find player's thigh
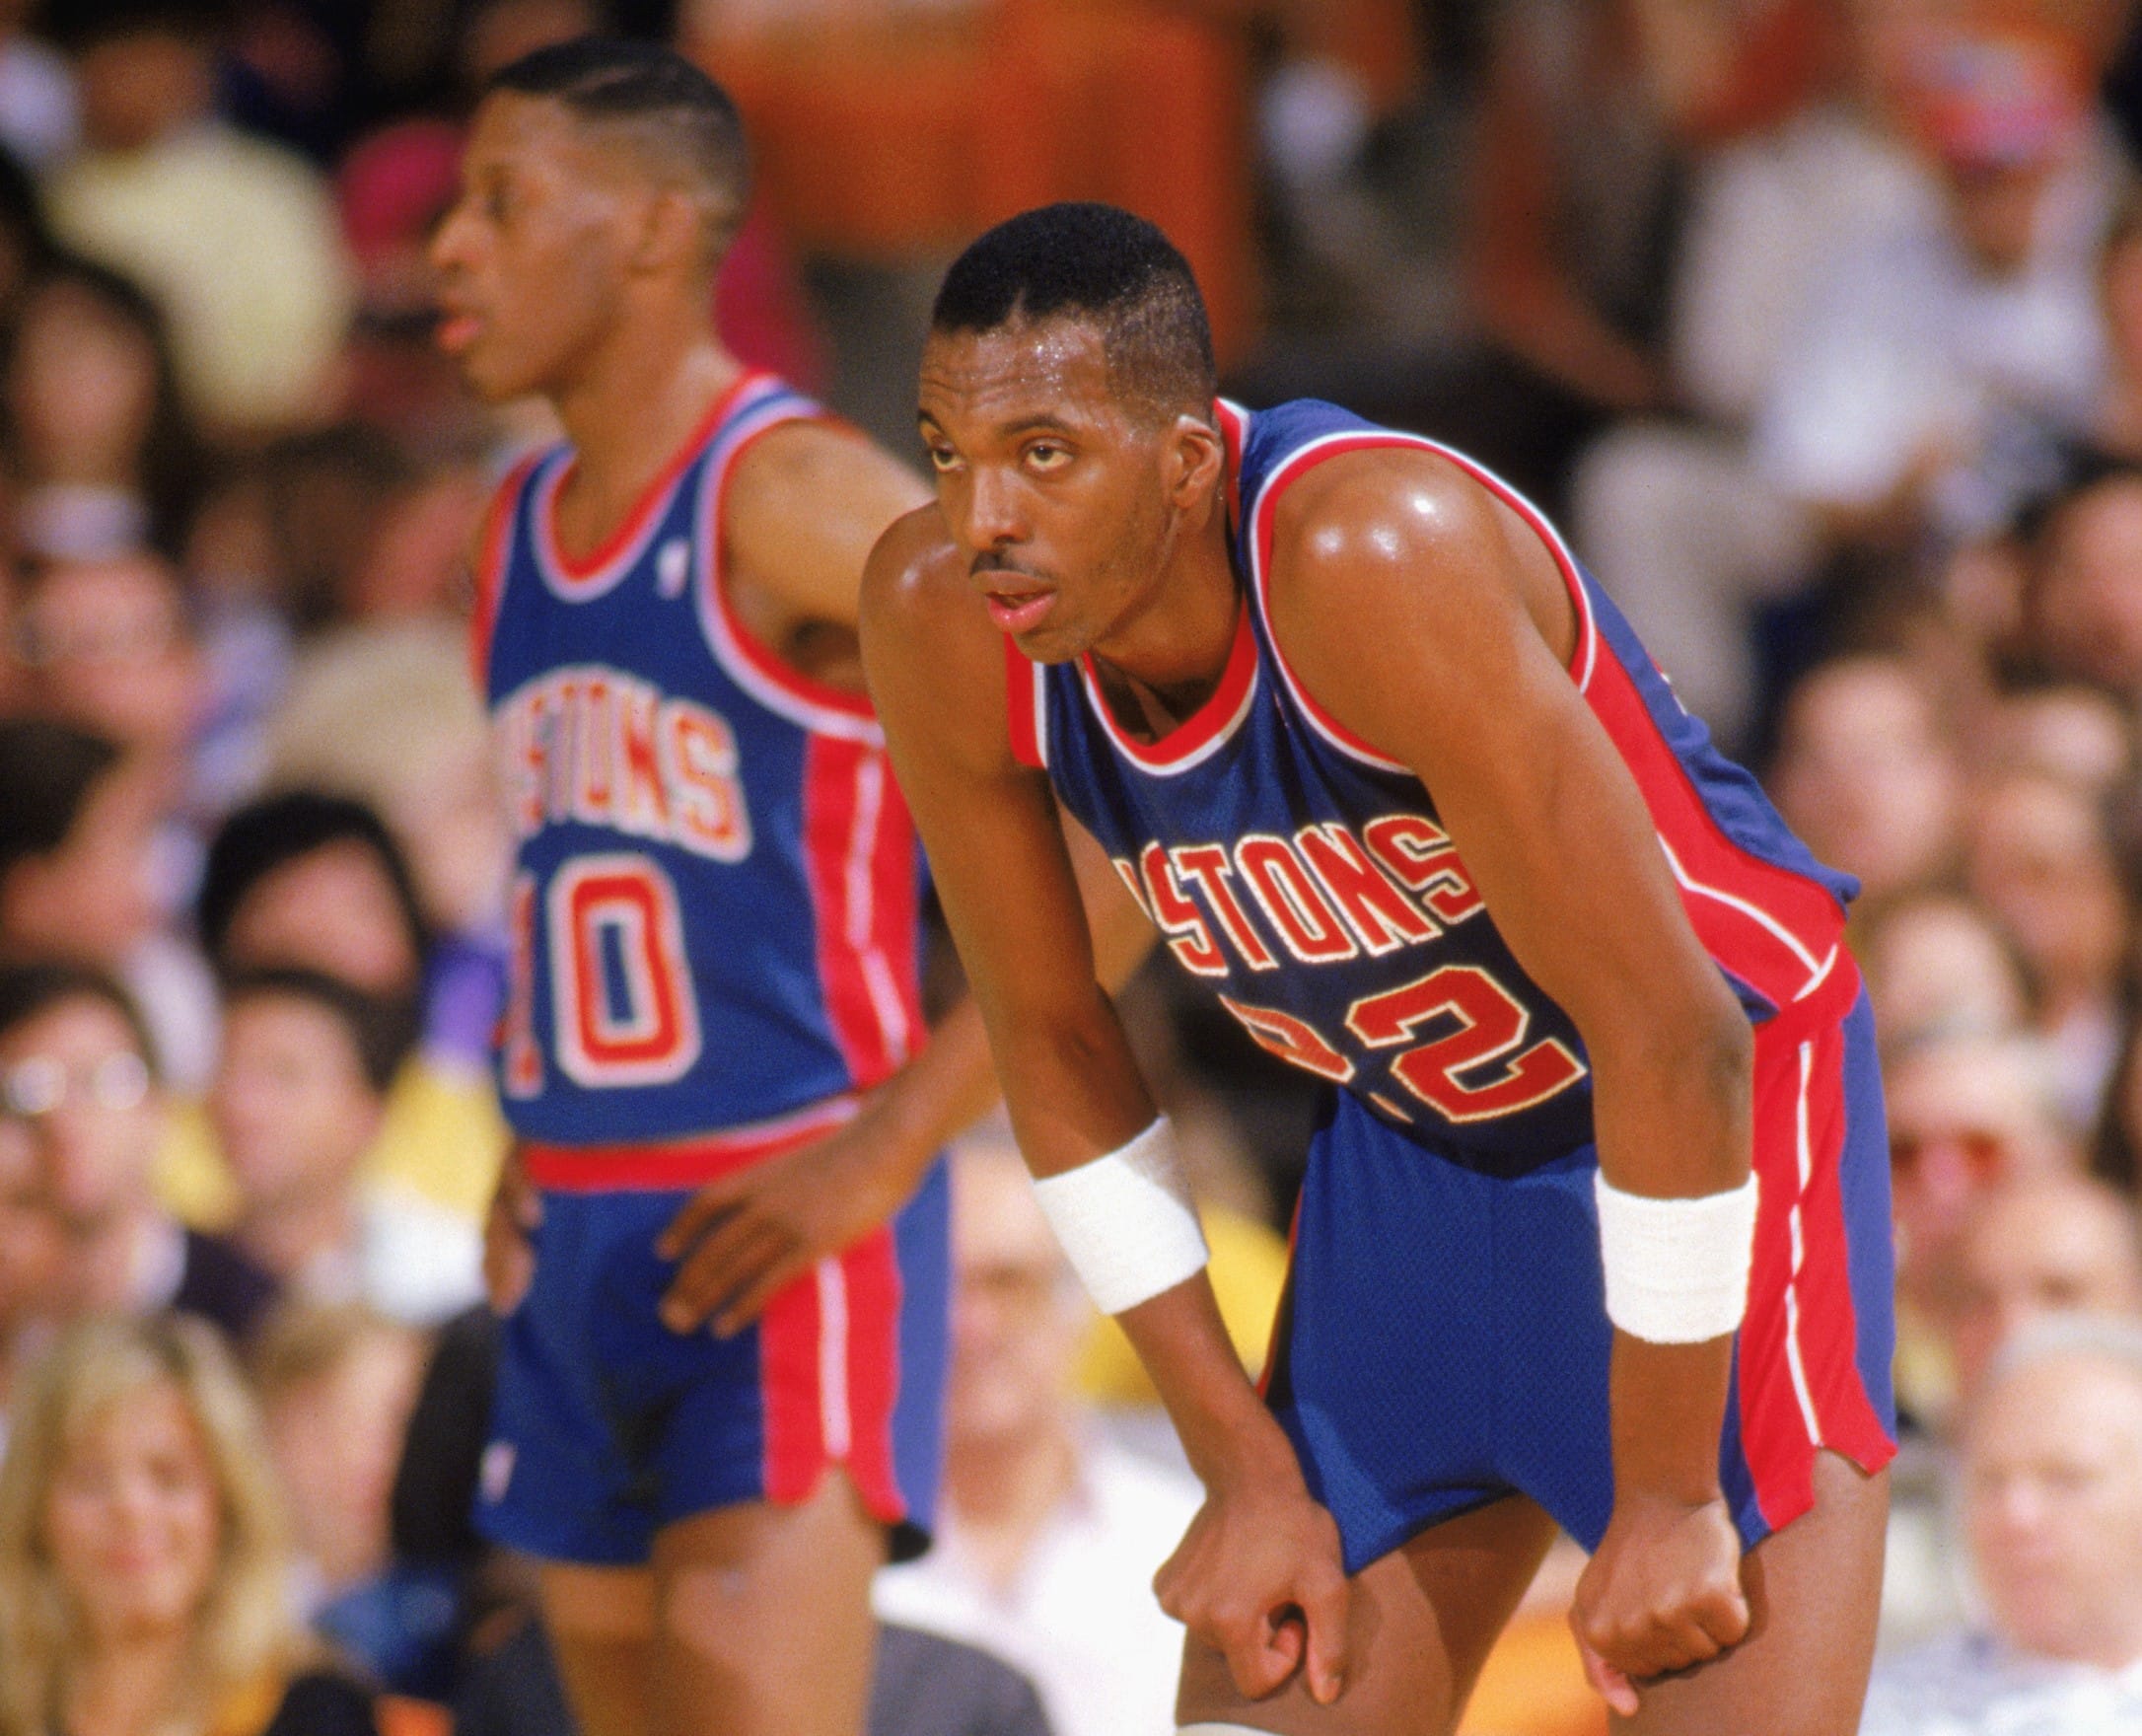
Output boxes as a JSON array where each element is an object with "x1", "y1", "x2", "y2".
[
  {"x1": 648, "y1": 1469, "x2": 889, "y2": 1736},
  {"x1": 539, "y1": 1561, "x2": 658, "y2": 1736},
  {"x1": 1176, "y1": 1492, "x2": 1561, "y2": 1736},
  {"x1": 1620, "y1": 1451, "x2": 1888, "y2": 1736}
]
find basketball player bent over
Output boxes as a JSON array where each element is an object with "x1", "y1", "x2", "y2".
[
  {"x1": 430, "y1": 47, "x2": 1137, "y2": 1736},
  {"x1": 860, "y1": 203, "x2": 1894, "y2": 1734}
]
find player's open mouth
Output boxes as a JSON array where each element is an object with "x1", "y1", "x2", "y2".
[
  {"x1": 985, "y1": 588, "x2": 1055, "y2": 634},
  {"x1": 435, "y1": 308, "x2": 485, "y2": 355}
]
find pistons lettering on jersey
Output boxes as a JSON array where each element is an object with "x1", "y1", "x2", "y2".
[
  {"x1": 1111, "y1": 814, "x2": 1484, "y2": 978},
  {"x1": 496, "y1": 664, "x2": 750, "y2": 862}
]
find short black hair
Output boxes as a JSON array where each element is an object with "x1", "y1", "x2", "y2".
[
  {"x1": 0, "y1": 718, "x2": 124, "y2": 887},
  {"x1": 221, "y1": 965, "x2": 417, "y2": 1095},
  {"x1": 931, "y1": 202, "x2": 1216, "y2": 423},
  {"x1": 487, "y1": 36, "x2": 750, "y2": 257},
  {"x1": 0, "y1": 960, "x2": 159, "y2": 1077},
  {"x1": 198, "y1": 791, "x2": 429, "y2": 976}
]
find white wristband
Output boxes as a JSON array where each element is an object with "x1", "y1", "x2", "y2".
[
  {"x1": 1032, "y1": 1117, "x2": 1210, "y2": 1315},
  {"x1": 1594, "y1": 1171, "x2": 1758, "y2": 1344}
]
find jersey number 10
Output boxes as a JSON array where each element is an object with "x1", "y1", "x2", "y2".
[{"x1": 501, "y1": 853, "x2": 704, "y2": 1094}]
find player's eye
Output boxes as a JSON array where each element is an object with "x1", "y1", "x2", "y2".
[
  {"x1": 923, "y1": 443, "x2": 961, "y2": 472},
  {"x1": 1024, "y1": 442, "x2": 1070, "y2": 472}
]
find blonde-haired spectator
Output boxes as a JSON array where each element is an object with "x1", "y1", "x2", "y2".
[{"x1": 0, "y1": 1313, "x2": 382, "y2": 1736}]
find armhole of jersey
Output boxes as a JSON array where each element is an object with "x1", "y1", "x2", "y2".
[
  {"x1": 1244, "y1": 430, "x2": 1600, "y2": 774},
  {"x1": 1005, "y1": 636, "x2": 1046, "y2": 769},
  {"x1": 469, "y1": 454, "x2": 536, "y2": 692},
  {"x1": 694, "y1": 406, "x2": 885, "y2": 741}
]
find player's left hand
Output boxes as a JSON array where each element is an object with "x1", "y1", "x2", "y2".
[
  {"x1": 654, "y1": 1121, "x2": 911, "y2": 1336},
  {"x1": 1571, "y1": 1490, "x2": 1749, "y2": 1716}
]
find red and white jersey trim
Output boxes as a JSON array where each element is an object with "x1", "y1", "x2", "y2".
[
  {"x1": 1073, "y1": 603, "x2": 1260, "y2": 777},
  {"x1": 1231, "y1": 411, "x2": 1602, "y2": 777},
  {"x1": 519, "y1": 1090, "x2": 862, "y2": 1190},
  {"x1": 1005, "y1": 637, "x2": 1049, "y2": 770},
  {"x1": 531, "y1": 372, "x2": 778, "y2": 603}
]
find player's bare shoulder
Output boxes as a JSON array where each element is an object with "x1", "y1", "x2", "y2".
[
  {"x1": 859, "y1": 504, "x2": 1013, "y2": 764},
  {"x1": 1265, "y1": 444, "x2": 1575, "y2": 665}
]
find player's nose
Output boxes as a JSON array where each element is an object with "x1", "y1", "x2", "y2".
[{"x1": 962, "y1": 468, "x2": 1029, "y2": 549}]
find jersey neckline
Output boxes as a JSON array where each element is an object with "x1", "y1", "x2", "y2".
[
  {"x1": 1075, "y1": 599, "x2": 1259, "y2": 775},
  {"x1": 537, "y1": 368, "x2": 769, "y2": 591}
]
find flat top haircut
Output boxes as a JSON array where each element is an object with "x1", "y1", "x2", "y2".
[
  {"x1": 931, "y1": 202, "x2": 1218, "y2": 426},
  {"x1": 487, "y1": 36, "x2": 751, "y2": 259}
]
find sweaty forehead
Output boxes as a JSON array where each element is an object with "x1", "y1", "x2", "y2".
[{"x1": 918, "y1": 318, "x2": 1120, "y2": 430}]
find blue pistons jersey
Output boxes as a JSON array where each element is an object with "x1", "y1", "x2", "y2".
[
  {"x1": 1008, "y1": 397, "x2": 1859, "y2": 1176},
  {"x1": 1007, "y1": 398, "x2": 1896, "y2": 1563},
  {"x1": 474, "y1": 371, "x2": 924, "y2": 1155}
]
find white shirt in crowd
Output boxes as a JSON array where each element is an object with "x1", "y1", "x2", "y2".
[
  {"x1": 1860, "y1": 1631, "x2": 2142, "y2": 1734},
  {"x1": 288, "y1": 1184, "x2": 484, "y2": 1328},
  {"x1": 874, "y1": 1432, "x2": 1200, "y2": 1736}
]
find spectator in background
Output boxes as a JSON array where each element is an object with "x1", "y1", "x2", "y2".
[
  {"x1": 0, "y1": 1116, "x2": 58, "y2": 1431},
  {"x1": 250, "y1": 1300, "x2": 433, "y2": 1685},
  {"x1": 874, "y1": 1130, "x2": 1198, "y2": 1736},
  {"x1": 46, "y1": 0, "x2": 356, "y2": 432},
  {"x1": 1860, "y1": 892, "x2": 2033, "y2": 1052},
  {"x1": 1964, "y1": 772, "x2": 2129, "y2": 1130},
  {"x1": 264, "y1": 622, "x2": 507, "y2": 1073},
  {"x1": 1886, "y1": 1029, "x2": 2081, "y2": 1427},
  {"x1": 0, "y1": 1313, "x2": 383, "y2": 1736},
  {"x1": 2028, "y1": 463, "x2": 2142, "y2": 701},
  {"x1": 172, "y1": 789, "x2": 505, "y2": 1228},
  {"x1": 1981, "y1": 680, "x2": 2133, "y2": 800},
  {"x1": 0, "y1": 962, "x2": 276, "y2": 1344},
  {"x1": 2, "y1": 254, "x2": 203, "y2": 563},
  {"x1": 209, "y1": 967, "x2": 481, "y2": 1325},
  {"x1": 1766, "y1": 653, "x2": 1964, "y2": 911},
  {"x1": 1572, "y1": 0, "x2": 1935, "y2": 746},
  {"x1": 0, "y1": 716, "x2": 214, "y2": 1089},
  {"x1": 1750, "y1": 20, "x2": 2113, "y2": 555},
  {"x1": 0, "y1": 0, "x2": 76, "y2": 171},
  {"x1": 1944, "y1": 1173, "x2": 2142, "y2": 1408},
  {"x1": 1862, "y1": 1318, "x2": 2142, "y2": 1733}
]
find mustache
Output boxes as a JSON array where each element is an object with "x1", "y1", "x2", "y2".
[{"x1": 970, "y1": 551, "x2": 1052, "y2": 585}]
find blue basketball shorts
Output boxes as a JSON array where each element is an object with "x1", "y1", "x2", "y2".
[
  {"x1": 474, "y1": 1116, "x2": 950, "y2": 1566},
  {"x1": 1264, "y1": 983, "x2": 1897, "y2": 1574}
]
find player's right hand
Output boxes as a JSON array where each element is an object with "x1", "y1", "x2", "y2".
[
  {"x1": 1571, "y1": 1489, "x2": 1749, "y2": 1715},
  {"x1": 1154, "y1": 1440, "x2": 1352, "y2": 1705},
  {"x1": 483, "y1": 1143, "x2": 541, "y2": 1316}
]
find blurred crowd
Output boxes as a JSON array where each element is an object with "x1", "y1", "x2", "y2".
[{"x1": 2, "y1": 0, "x2": 2142, "y2": 1733}]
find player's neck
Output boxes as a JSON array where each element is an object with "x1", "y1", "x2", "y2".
[
  {"x1": 548, "y1": 317, "x2": 743, "y2": 546},
  {"x1": 1086, "y1": 512, "x2": 1241, "y2": 735}
]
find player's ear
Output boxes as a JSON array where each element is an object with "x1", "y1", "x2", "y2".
[
  {"x1": 1165, "y1": 412, "x2": 1225, "y2": 515},
  {"x1": 633, "y1": 186, "x2": 711, "y2": 277}
]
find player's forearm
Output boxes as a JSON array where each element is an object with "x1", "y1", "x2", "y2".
[
  {"x1": 1589, "y1": 998, "x2": 1753, "y2": 1505},
  {"x1": 1117, "y1": 1274, "x2": 1303, "y2": 1494},
  {"x1": 1609, "y1": 1334, "x2": 1737, "y2": 1507},
  {"x1": 859, "y1": 999, "x2": 999, "y2": 1195}
]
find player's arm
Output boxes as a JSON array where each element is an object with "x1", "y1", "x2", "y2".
[
  {"x1": 656, "y1": 433, "x2": 1154, "y2": 1333},
  {"x1": 1265, "y1": 451, "x2": 1755, "y2": 1708},
  {"x1": 722, "y1": 416, "x2": 935, "y2": 630},
  {"x1": 860, "y1": 510, "x2": 1350, "y2": 1706}
]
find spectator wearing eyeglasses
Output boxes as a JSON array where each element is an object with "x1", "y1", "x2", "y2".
[
  {"x1": 1886, "y1": 1030, "x2": 2081, "y2": 1431},
  {"x1": 0, "y1": 714, "x2": 215, "y2": 1090},
  {"x1": 0, "y1": 961, "x2": 277, "y2": 1345}
]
